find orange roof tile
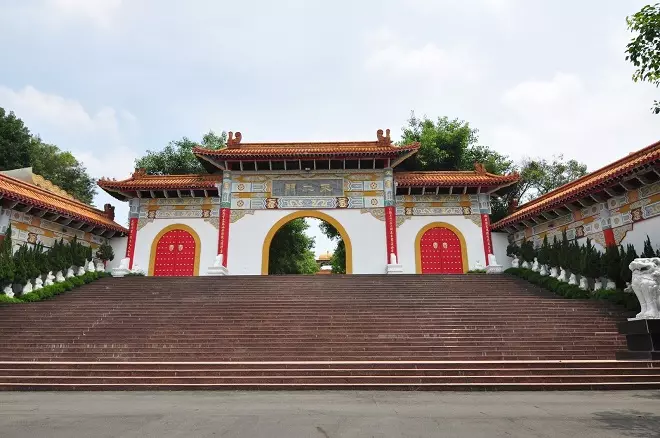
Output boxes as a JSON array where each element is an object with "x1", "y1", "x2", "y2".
[
  {"x1": 98, "y1": 171, "x2": 221, "y2": 191},
  {"x1": 395, "y1": 168, "x2": 520, "y2": 188},
  {"x1": 491, "y1": 140, "x2": 660, "y2": 230},
  {"x1": 0, "y1": 173, "x2": 127, "y2": 233},
  {"x1": 193, "y1": 130, "x2": 419, "y2": 160}
]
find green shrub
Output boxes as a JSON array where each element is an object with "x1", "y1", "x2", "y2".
[
  {"x1": 69, "y1": 277, "x2": 84, "y2": 287},
  {"x1": 0, "y1": 294, "x2": 22, "y2": 304},
  {"x1": 19, "y1": 292, "x2": 41, "y2": 302},
  {"x1": 61, "y1": 281, "x2": 74, "y2": 291}
]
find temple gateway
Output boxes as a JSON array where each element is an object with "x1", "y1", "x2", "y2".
[
  {"x1": 96, "y1": 130, "x2": 519, "y2": 276},
  {"x1": 1, "y1": 131, "x2": 658, "y2": 277}
]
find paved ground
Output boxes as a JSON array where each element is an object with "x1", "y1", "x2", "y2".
[{"x1": 1, "y1": 391, "x2": 659, "y2": 437}]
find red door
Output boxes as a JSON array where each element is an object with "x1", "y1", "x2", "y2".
[
  {"x1": 419, "y1": 227, "x2": 464, "y2": 274},
  {"x1": 153, "y1": 229, "x2": 197, "y2": 276}
]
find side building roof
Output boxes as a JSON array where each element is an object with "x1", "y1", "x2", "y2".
[
  {"x1": 0, "y1": 172, "x2": 127, "y2": 234},
  {"x1": 491, "y1": 140, "x2": 660, "y2": 230}
]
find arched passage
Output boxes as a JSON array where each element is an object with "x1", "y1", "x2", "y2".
[
  {"x1": 415, "y1": 222, "x2": 468, "y2": 274},
  {"x1": 149, "y1": 224, "x2": 201, "y2": 276},
  {"x1": 261, "y1": 210, "x2": 353, "y2": 274}
]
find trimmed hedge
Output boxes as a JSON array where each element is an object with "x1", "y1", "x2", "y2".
[
  {"x1": 1, "y1": 271, "x2": 110, "y2": 304},
  {"x1": 505, "y1": 267, "x2": 640, "y2": 312}
]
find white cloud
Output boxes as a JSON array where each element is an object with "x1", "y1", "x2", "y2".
[
  {"x1": 364, "y1": 29, "x2": 483, "y2": 85},
  {"x1": 0, "y1": 84, "x2": 138, "y2": 220},
  {"x1": 47, "y1": 0, "x2": 123, "y2": 27},
  {"x1": 490, "y1": 72, "x2": 659, "y2": 168}
]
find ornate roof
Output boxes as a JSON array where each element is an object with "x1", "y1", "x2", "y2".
[
  {"x1": 193, "y1": 130, "x2": 420, "y2": 161},
  {"x1": 0, "y1": 173, "x2": 127, "y2": 233},
  {"x1": 491, "y1": 140, "x2": 660, "y2": 230},
  {"x1": 99, "y1": 170, "x2": 221, "y2": 191},
  {"x1": 395, "y1": 165, "x2": 519, "y2": 188},
  {"x1": 1, "y1": 168, "x2": 78, "y2": 201}
]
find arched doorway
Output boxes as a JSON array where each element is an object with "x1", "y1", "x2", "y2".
[
  {"x1": 415, "y1": 222, "x2": 468, "y2": 274},
  {"x1": 149, "y1": 224, "x2": 201, "y2": 276},
  {"x1": 261, "y1": 211, "x2": 353, "y2": 274}
]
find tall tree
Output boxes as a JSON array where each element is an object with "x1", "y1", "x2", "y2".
[
  {"x1": 626, "y1": 3, "x2": 660, "y2": 114},
  {"x1": 515, "y1": 156, "x2": 588, "y2": 202},
  {"x1": 268, "y1": 219, "x2": 319, "y2": 275},
  {"x1": 319, "y1": 221, "x2": 346, "y2": 274},
  {"x1": 0, "y1": 108, "x2": 97, "y2": 204},
  {"x1": 135, "y1": 130, "x2": 227, "y2": 175}
]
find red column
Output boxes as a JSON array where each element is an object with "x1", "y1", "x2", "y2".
[
  {"x1": 218, "y1": 208, "x2": 230, "y2": 267},
  {"x1": 604, "y1": 228, "x2": 615, "y2": 247},
  {"x1": 126, "y1": 217, "x2": 138, "y2": 269},
  {"x1": 385, "y1": 206, "x2": 398, "y2": 263},
  {"x1": 481, "y1": 214, "x2": 493, "y2": 266}
]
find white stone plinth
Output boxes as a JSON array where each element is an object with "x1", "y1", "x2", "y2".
[
  {"x1": 76, "y1": 266, "x2": 86, "y2": 276},
  {"x1": 22, "y1": 281, "x2": 33, "y2": 295},
  {"x1": 579, "y1": 277, "x2": 589, "y2": 291},
  {"x1": 66, "y1": 268, "x2": 75, "y2": 279},
  {"x1": 386, "y1": 264, "x2": 404, "y2": 274},
  {"x1": 55, "y1": 271, "x2": 66, "y2": 283},
  {"x1": 3, "y1": 285, "x2": 14, "y2": 298},
  {"x1": 96, "y1": 262, "x2": 105, "y2": 273},
  {"x1": 44, "y1": 272, "x2": 55, "y2": 286},
  {"x1": 34, "y1": 277, "x2": 43, "y2": 291},
  {"x1": 511, "y1": 258, "x2": 520, "y2": 268}
]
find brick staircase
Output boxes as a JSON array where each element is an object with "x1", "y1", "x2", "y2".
[{"x1": 0, "y1": 275, "x2": 658, "y2": 390}]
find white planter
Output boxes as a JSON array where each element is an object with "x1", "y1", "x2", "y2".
[
  {"x1": 45, "y1": 272, "x2": 55, "y2": 286},
  {"x1": 55, "y1": 271, "x2": 66, "y2": 283},
  {"x1": 549, "y1": 267, "x2": 558, "y2": 278},
  {"x1": 522, "y1": 261, "x2": 530, "y2": 269},
  {"x1": 87, "y1": 261, "x2": 96, "y2": 272},
  {"x1": 22, "y1": 280, "x2": 33, "y2": 295},
  {"x1": 511, "y1": 258, "x2": 520, "y2": 268},
  {"x1": 539, "y1": 265, "x2": 548, "y2": 276},
  {"x1": 579, "y1": 277, "x2": 589, "y2": 291},
  {"x1": 3, "y1": 285, "x2": 14, "y2": 298},
  {"x1": 558, "y1": 268, "x2": 569, "y2": 283},
  {"x1": 606, "y1": 279, "x2": 616, "y2": 290},
  {"x1": 568, "y1": 273, "x2": 578, "y2": 286},
  {"x1": 34, "y1": 277, "x2": 43, "y2": 291},
  {"x1": 594, "y1": 280, "x2": 603, "y2": 291},
  {"x1": 531, "y1": 258, "x2": 539, "y2": 272},
  {"x1": 66, "y1": 268, "x2": 75, "y2": 279},
  {"x1": 76, "y1": 266, "x2": 86, "y2": 276},
  {"x1": 96, "y1": 262, "x2": 105, "y2": 273}
]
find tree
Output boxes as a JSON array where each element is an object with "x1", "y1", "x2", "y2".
[
  {"x1": 319, "y1": 221, "x2": 346, "y2": 274},
  {"x1": 0, "y1": 108, "x2": 31, "y2": 171},
  {"x1": 29, "y1": 139, "x2": 97, "y2": 204},
  {"x1": 0, "y1": 108, "x2": 97, "y2": 203},
  {"x1": 626, "y1": 3, "x2": 660, "y2": 114},
  {"x1": 506, "y1": 242, "x2": 520, "y2": 258},
  {"x1": 96, "y1": 242, "x2": 115, "y2": 266},
  {"x1": 642, "y1": 235, "x2": 657, "y2": 258},
  {"x1": 268, "y1": 219, "x2": 319, "y2": 275},
  {"x1": 538, "y1": 235, "x2": 550, "y2": 266},
  {"x1": 621, "y1": 243, "x2": 639, "y2": 285},
  {"x1": 549, "y1": 236, "x2": 560, "y2": 269},
  {"x1": 0, "y1": 226, "x2": 14, "y2": 291},
  {"x1": 515, "y1": 156, "x2": 588, "y2": 203},
  {"x1": 135, "y1": 130, "x2": 227, "y2": 175},
  {"x1": 603, "y1": 244, "x2": 622, "y2": 288}
]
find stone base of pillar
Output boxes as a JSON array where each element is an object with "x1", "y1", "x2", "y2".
[
  {"x1": 208, "y1": 265, "x2": 229, "y2": 276},
  {"x1": 111, "y1": 258, "x2": 131, "y2": 278},
  {"x1": 486, "y1": 264, "x2": 503, "y2": 274},
  {"x1": 385, "y1": 264, "x2": 404, "y2": 274}
]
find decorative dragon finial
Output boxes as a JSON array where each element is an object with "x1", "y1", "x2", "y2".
[
  {"x1": 103, "y1": 204, "x2": 116, "y2": 221},
  {"x1": 474, "y1": 162, "x2": 487, "y2": 175},
  {"x1": 132, "y1": 168, "x2": 147, "y2": 178},
  {"x1": 227, "y1": 131, "x2": 243, "y2": 148},
  {"x1": 377, "y1": 129, "x2": 391, "y2": 144}
]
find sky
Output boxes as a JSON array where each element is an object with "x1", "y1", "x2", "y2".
[{"x1": 1, "y1": 0, "x2": 659, "y2": 257}]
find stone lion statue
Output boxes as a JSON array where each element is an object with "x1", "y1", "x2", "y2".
[{"x1": 629, "y1": 257, "x2": 660, "y2": 320}]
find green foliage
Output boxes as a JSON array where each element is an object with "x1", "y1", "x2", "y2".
[
  {"x1": 319, "y1": 221, "x2": 346, "y2": 274},
  {"x1": 626, "y1": 3, "x2": 660, "y2": 114},
  {"x1": 96, "y1": 242, "x2": 115, "y2": 262},
  {"x1": 268, "y1": 219, "x2": 319, "y2": 275},
  {"x1": 642, "y1": 235, "x2": 657, "y2": 258},
  {"x1": 135, "y1": 131, "x2": 227, "y2": 175},
  {"x1": 504, "y1": 267, "x2": 638, "y2": 311},
  {"x1": 621, "y1": 244, "x2": 640, "y2": 285},
  {"x1": 0, "y1": 108, "x2": 97, "y2": 203},
  {"x1": 603, "y1": 244, "x2": 623, "y2": 288},
  {"x1": 0, "y1": 225, "x2": 15, "y2": 289},
  {"x1": 506, "y1": 242, "x2": 520, "y2": 258},
  {"x1": 69, "y1": 276, "x2": 84, "y2": 287},
  {"x1": 538, "y1": 235, "x2": 550, "y2": 265},
  {"x1": 516, "y1": 157, "x2": 588, "y2": 203},
  {"x1": 0, "y1": 294, "x2": 22, "y2": 303},
  {"x1": 520, "y1": 239, "x2": 535, "y2": 263},
  {"x1": 581, "y1": 238, "x2": 602, "y2": 280},
  {"x1": 548, "y1": 236, "x2": 560, "y2": 268}
]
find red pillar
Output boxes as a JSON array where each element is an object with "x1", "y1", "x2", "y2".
[
  {"x1": 126, "y1": 217, "x2": 138, "y2": 269},
  {"x1": 481, "y1": 214, "x2": 493, "y2": 266},
  {"x1": 385, "y1": 206, "x2": 398, "y2": 263},
  {"x1": 217, "y1": 208, "x2": 230, "y2": 267},
  {"x1": 603, "y1": 228, "x2": 615, "y2": 247}
]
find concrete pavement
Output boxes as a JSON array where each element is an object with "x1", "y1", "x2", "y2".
[{"x1": 1, "y1": 391, "x2": 659, "y2": 437}]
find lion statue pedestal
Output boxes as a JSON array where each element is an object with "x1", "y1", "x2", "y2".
[{"x1": 616, "y1": 258, "x2": 660, "y2": 360}]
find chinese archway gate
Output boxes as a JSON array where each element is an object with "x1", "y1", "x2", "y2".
[
  {"x1": 153, "y1": 229, "x2": 197, "y2": 276},
  {"x1": 419, "y1": 226, "x2": 464, "y2": 274}
]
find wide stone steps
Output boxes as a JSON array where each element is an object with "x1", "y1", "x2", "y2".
[{"x1": 0, "y1": 274, "x2": 656, "y2": 390}]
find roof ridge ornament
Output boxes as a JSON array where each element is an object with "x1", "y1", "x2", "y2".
[
  {"x1": 227, "y1": 131, "x2": 242, "y2": 148},
  {"x1": 132, "y1": 168, "x2": 147, "y2": 178},
  {"x1": 377, "y1": 129, "x2": 391, "y2": 145},
  {"x1": 474, "y1": 162, "x2": 487, "y2": 175}
]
